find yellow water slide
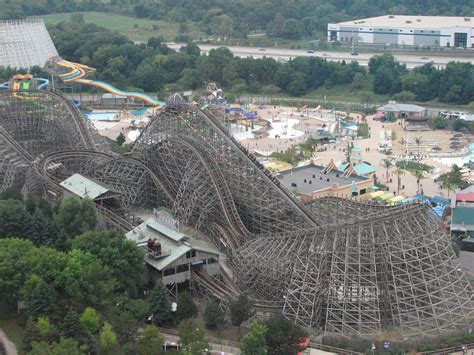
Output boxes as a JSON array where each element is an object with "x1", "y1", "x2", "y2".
[{"x1": 56, "y1": 60, "x2": 163, "y2": 106}]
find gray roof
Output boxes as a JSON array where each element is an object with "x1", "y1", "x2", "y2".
[
  {"x1": 60, "y1": 173, "x2": 110, "y2": 200},
  {"x1": 125, "y1": 218, "x2": 219, "y2": 271},
  {"x1": 377, "y1": 103, "x2": 426, "y2": 113},
  {"x1": 335, "y1": 15, "x2": 474, "y2": 30},
  {"x1": 277, "y1": 164, "x2": 367, "y2": 195},
  {"x1": 146, "y1": 218, "x2": 186, "y2": 242}
]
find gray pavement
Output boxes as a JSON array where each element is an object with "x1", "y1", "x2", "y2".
[
  {"x1": 161, "y1": 332, "x2": 240, "y2": 354},
  {"x1": 167, "y1": 43, "x2": 474, "y2": 69}
]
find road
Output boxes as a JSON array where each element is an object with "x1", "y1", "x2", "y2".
[
  {"x1": 161, "y1": 332, "x2": 240, "y2": 354},
  {"x1": 166, "y1": 43, "x2": 474, "y2": 69}
]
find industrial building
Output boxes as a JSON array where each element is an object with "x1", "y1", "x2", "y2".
[{"x1": 328, "y1": 15, "x2": 474, "y2": 48}]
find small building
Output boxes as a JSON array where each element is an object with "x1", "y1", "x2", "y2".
[
  {"x1": 125, "y1": 211, "x2": 220, "y2": 296},
  {"x1": 100, "y1": 93, "x2": 127, "y2": 106},
  {"x1": 450, "y1": 186, "x2": 474, "y2": 243},
  {"x1": 377, "y1": 102, "x2": 427, "y2": 119},
  {"x1": 59, "y1": 173, "x2": 131, "y2": 231},
  {"x1": 404, "y1": 116, "x2": 431, "y2": 131},
  {"x1": 277, "y1": 160, "x2": 375, "y2": 201},
  {"x1": 328, "y1": 15, "x2": 474, "y2": 48}
]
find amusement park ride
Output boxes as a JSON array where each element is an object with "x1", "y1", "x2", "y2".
[
  {"x1": 0, "y1": 37, "x2": 472, "y2": 343},
  {"x1": 0, "y1": 57, "x2": 163, "y2": 107},
  {"x1": 0, "y1": 81, "x2": 472, "y2": 341}
]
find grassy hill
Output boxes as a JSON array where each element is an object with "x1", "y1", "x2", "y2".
[{"x1": 30, "y1": 11, "x2": 204, "y2": 42}]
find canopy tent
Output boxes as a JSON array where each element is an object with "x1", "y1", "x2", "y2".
[
  {"x1": 387, "y1": 195, "x2": 405, "y2": 204},
  {"x1": 414, "y1": 194, "x2": 430, "y2": 201},
  {"x1": 377, "y1": 193, "x2": 395, "y2": 201},
  {"x1": 401, "y1": 197, "x2": 415, "y2": 205},
  {"x1": 431, "y1": 196, "x2": 450, "y2": 206},
  {"x1": 369, "y1": 191, "x2": 385, "y2": 198}
]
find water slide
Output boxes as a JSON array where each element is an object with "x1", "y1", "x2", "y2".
[
  {"x1": 0, "y1": 75, "x2": 49, "y2": 90},
  {"x1": 56, "y1": 60, "x2": 163, "y2": 107}
]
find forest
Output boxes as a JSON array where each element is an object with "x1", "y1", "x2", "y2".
[{"x1": 1, "y1": 0, "x2": 473, "y2": 40}]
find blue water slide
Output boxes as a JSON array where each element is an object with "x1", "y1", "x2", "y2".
[{"x1": 36, "y1": 78, "x2": 49, "y2": 90}]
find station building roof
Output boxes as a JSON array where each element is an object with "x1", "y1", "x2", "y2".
[
  {"x1": 60, "y1": 173, "x2": 113, "y2": 200},
  {"x1": 126, "y1": 218, "x2": 219, "y2": 271},
  {"x1": 336, "y1": 15, "x2": 474, "y2": 30},
  {"x1": 277, "y1": 164, "x2": 367, "y2": 195}
]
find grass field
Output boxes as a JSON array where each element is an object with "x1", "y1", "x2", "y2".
[
  {"x1": 0, "y1": 301, "x2": 24, "y2": 352},
  {"x1": 30, "y1": 12, "x2": 205, "y2": 42}
]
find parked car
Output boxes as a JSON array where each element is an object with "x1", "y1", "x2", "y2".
[{"x1": 307, "y1": 50, "x2": 315, "y2": 53}]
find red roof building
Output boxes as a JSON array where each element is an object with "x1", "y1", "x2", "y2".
[{"x1": 456, "y1": 192, "x2": 474, "y2": 202}]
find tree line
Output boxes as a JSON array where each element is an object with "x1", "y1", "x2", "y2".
[
  {"x1": 2, "y1": 0, "x2": 473, "y2": 40},
  {"x1": 1, "y1": 20, "x2": 473, "y2": 105}
]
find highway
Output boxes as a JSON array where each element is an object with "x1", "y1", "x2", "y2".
[{"x1": 167, "y1": 43, "x2": 474, "y2": 69}]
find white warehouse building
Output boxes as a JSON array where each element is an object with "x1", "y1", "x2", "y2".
[{"x1": 328, "y1": 15, "x2": 474, "y2": 48}]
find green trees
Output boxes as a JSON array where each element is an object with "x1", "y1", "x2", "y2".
[
  {"x1": 54, "y1": 196, "x2": 97, "y2": 239},
  {"x1": 264, "y1": 315, "x2": 308, "y2": 355},
  {"x1": 29, "y1": 337, "x2": 84, "y2": 355},
  {"x1": 438, "y1": 62, "x2": 474, "y2": 104},
  {"x1": 72, "y1": 230, "x2": 144, "y2": 297},
  {"x1": 98, "y1": 322, "x2": 118, "y2": 354},
  {"x1": 401, "y1": 72, "x2": 431, "y2": 101},
  {"x1": 370, "y1": 54, "x2": 406, "y2": 95},
  {"x1": 139, "y1": 326, "x2": 165, "y2": 354},
  {"x1": 281, "y1": 19, "x2": 304, "y2": 40},
  {"x1": 148, "y1": 282, "x2": 173, "y2": 326},
  {"x1": 433, "y1": 116, "x2": 447, "y2": 129},
  {"x1": 115, "y1": 132, "x2": 126, "y2": 146},
  {"x1": 392, "y1": 90, "x2": 416, "y2": 102},
  {"x1": 176, "y1": 290, "x2": 198, "y2": 322},
  {"x1": 0, "y1": 199, "x2": 30, "y2": 239},
  {"x1": 62, "y1": 250, "x2": 117, "y2": 311},
  {"x1": 80, "y1": 307, "x2": 101, "y2": 334},
  {"x1": 230, "y1": 294, "x2": 253, "y2": 337},
  {"x1": 0, "y1": 238, "x2": 37, "y2": 303},
  {"x1": 204, "y1": 303, "x2": 225, "y2": 330},
  {"x1": 241, "y1": 321, "x2": 268, "y2": 355},
  {"x1": 178, "y1": 318, "x2": 209, "y2": 355}
]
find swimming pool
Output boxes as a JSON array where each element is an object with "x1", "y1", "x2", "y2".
[
  {"x1": 268, "y1": 118, "x2": 304, "y2": 139},
  {"x1": 86, "y1": 112, "x2": 118, "y2": 121},
  {"x1": 436, "y1": 155, "x2": 474, "y2": 166},
  {"x1": 228, "y1": 124, "x2": 263, "y2": 141}
]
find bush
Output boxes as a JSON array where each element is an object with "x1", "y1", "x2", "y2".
[
  {"x1": 203, "y1": 303, "x2": 225, "y2": 330},
  {"x1": 395, "y1": 160, "x2": 433, "y2": 173}
]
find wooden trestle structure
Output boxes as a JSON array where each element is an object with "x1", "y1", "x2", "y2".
[{"x1": 0, "y1": 89, "x2": 472, "y2": 339}]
